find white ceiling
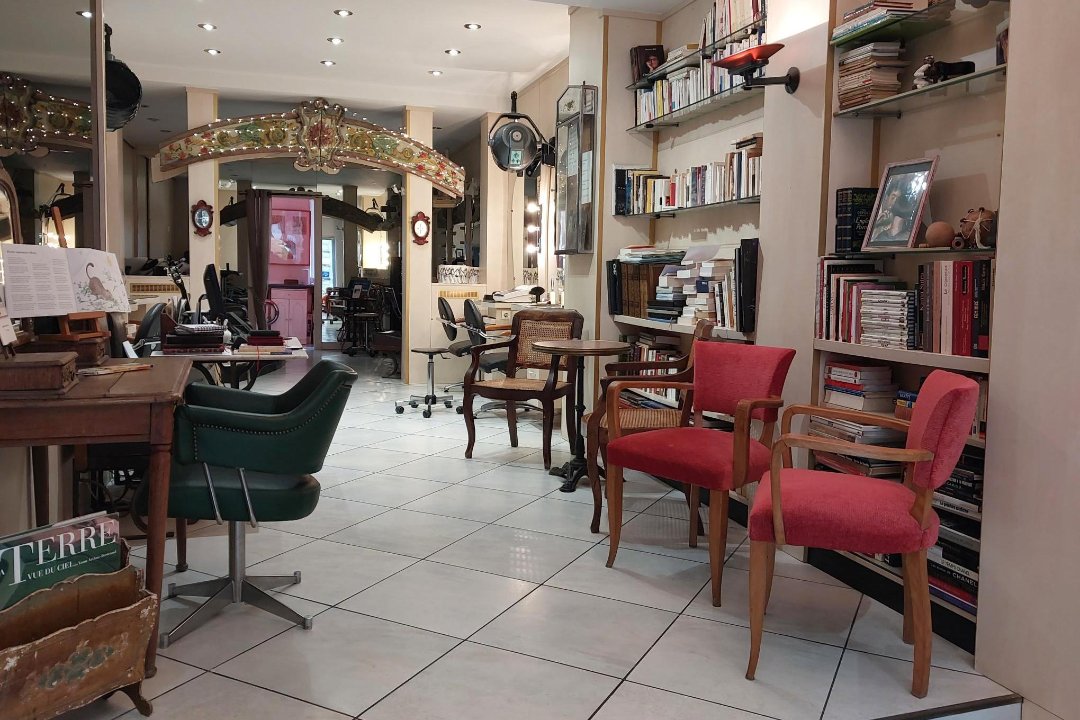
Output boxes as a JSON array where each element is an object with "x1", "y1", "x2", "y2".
[
  {"x1": 535, "y1": 0, "x2": 691, "y2": 19},
  {"x1": 0, "y1": 0, "x2": 572, "y2": 154}
]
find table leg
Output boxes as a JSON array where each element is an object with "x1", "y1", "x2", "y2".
[
  {"x1": 30, "y1": 445, "x2": 50, "y2": 526},
  {"x1": 143, "y1": 442, "x2": 171, "y2": 677},
  {"x1": 552, "y1": 355, "x2": 589, "y2": 493}
]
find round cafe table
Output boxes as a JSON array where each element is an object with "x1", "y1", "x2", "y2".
[{"x1": 531, "y1": 339, "x2": 632, "y2": 494}]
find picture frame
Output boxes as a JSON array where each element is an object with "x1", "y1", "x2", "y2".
[
  {"x1": 269, "y1": 209, "x2": 311, "y2": 265},
  {"x1": 630, "y1": 45, "x2": 666, "y2": 83},
  {"x1": 862, "y1": 157, "x2": 939, "y2": 251}
]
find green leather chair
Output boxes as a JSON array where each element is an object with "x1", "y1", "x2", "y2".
[{"x1": 147, "y1": 360, "x2": 356, "y2": 649}]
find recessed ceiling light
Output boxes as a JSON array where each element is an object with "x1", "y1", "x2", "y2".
[
  {"x1": 76, "y1": 10, "x2": 92, "y2": 18},
  {"x1": 428, "y1": 70, "x2": 443, "y2": 76},
  {"x1": 327, "y1": 36, "x2": 344, "y2": 45},
  {"x1": 464, "y1": 23, "x2": 481, "y2": 30},
  {"x1": 197, "y1": 23, "x2": 217, "y2": 31},
  {"x1": 204, "y1": 48, "x2": 222, "y2": 55},
  {"x1": 333, "y1": 9, "x2": 353, "y2": 17},
  {"x1": 321, "y1": 60, "x2": 336, "y2": 66},
  {"x1": 444, "y1": 48, "x2": 461, "y2": 56}
]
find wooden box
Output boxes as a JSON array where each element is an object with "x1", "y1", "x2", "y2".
[
  {"x1": 0, "y1": 565, "x2": 156, "y2": 719},
  {"x1": 0, "y1": 352, "x2": 78, "y2": 393},
  {"x1": 23, "y1": 337, "x2": 108, "y2": 368}
]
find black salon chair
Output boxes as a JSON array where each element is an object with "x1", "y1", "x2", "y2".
[
  {"x1": 393, "y1": 298, "x2": 459, "y2": 418},
  {"x1": 439, "y1": 297, "x2": 478, "y2": 397}
]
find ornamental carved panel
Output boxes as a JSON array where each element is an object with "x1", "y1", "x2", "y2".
[{"x1": 0, "y1": 74, "x2": 92, "y2": 156}]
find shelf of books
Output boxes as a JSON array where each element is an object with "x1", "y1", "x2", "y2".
[
  {"x1": 835, "y1": 63, "x2": 1007, "y2": 118},
  {"x1": 830, "y1": 0, "x2": 957, "y2": 50},
  {"x1": 613, "y1": 315, "x2": 752, "y2": 341},
  {"x1": 629, "y1": 85, "x2": 762, "y2": 132}
]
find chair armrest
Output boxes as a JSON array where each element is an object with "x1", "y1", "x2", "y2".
[
  {"x1": 780, "y1": 403, "x2": 910, "y2": 435},
  {"x1": 185, "y1": 383, "x2": 281, "y2": 414},
  {"x1": 485, "y1": 323, "x2": 512, "y2": 331},
  {"x1": 730, "y1": 397, "x2": 785, "y2": 488},
  {"x1": 605, "y1": 379, "x2": 694, "y2": 440},
  {"x1": 465, "y1": 337, "x2": 516, "y2": 384}
]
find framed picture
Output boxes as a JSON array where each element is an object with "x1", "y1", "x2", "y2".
[
  {"x1": 269, "y1": 209, "x2": 311, "y2": 264},
  {"x1": 862, "y1": 157, "x2": 939, "y2": 251},
  {"x1": 630, "y1": 45, "x2": 666, "y2": 83}
]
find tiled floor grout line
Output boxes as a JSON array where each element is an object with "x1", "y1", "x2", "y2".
[{"x1": 817, "y1": 588, "x2": 866, "y2": 720}]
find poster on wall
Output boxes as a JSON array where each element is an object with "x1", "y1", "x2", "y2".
[{"x1": 270, "y1": 209, "x2": 311, "y2": 265}]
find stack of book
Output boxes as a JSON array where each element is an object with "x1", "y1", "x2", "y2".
[
  {"x1": 161, "y1": 322, "x2": 224, "y2": 355},
  {"x1": 815, "y1": 452, "x2": 902, "y2": 478},
  {"x1": 674, "y1": 261, "x2": 705, "y2": 328},
  {"x1": 648, "y1": 265, "x2": 687, "y2": 323},
  {"x1": 929, "y1": 446, "x2": 984, "y2": 614},
  {"x1": 858, "y1": 288, "x2": 917, "y2": 349},
  {"x1": 808, "y1": 412, "x2": 906, "y2": 446},
  {"x1": 835, "y1": 187, "x2": 878, "y2": 252},
  {"x1": 618, "y1": 246, "x2": 686, "y2": 264},
  {"x1": 917, "y1": 259, "x2": 994, "y2": 358},
  {"x1": 894, "y1": 388, "x2": 918, "y2": 420},
  {"x1": 831, "y1": 1, "x2": 922, "y2": 45},
  {"x1": 236, "y1": 330, "x2": 285, "y2": 354},
  {"x1": 618, "y1": 262, "x2": 667, "y2": 318},
  {"x1": 836, "y1": 41, "x2": 906, "y2": 110},
  {"x1": 822, "y1": 361, "x2": 899, "y2": 413}
]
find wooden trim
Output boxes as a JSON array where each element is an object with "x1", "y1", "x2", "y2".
[
  {"x1": 90, "y1": 0, "x2": 107, "y2": 252},
  {"x1": 593, "y1": 14, "x2": 611, "y2": 346}
]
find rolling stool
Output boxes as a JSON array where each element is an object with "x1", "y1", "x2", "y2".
[{"x1": 395, "y1": 347, "x2": 455, "y2": 418}]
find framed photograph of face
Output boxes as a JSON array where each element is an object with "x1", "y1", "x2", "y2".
[{"x1": 862, "y1": 157, "x2": 939, "y2": 251}]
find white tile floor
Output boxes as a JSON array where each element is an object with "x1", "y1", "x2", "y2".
[{"x1": 71, "y1": 352, "x2": 1017, "y2": 720}]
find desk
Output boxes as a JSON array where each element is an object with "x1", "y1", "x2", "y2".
[
  {"x1": 153, "y1": 339, "x2": 308, "y2": 389},
  {"x1": 0, "y1": 357, "x2": 191, "y2": 676}
]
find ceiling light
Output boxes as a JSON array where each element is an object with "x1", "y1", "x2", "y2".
[
  {"x1": 327, "y1": 36, "x2": 344, "y2": 45},
  {"x1": 428, "y1": 70, "x2": 443, "y2": 76},
  {"x1": 321, "y1": 60, "x2": 336, "y2": 66},
  {"x1": 526, "y1": 202, "x2": 540, "y2": 213},
  {"x1": 76, "y1": 10, "x2": 92, "y2": 18},
  {"x1": 526, "y1": 244, "x2": 538, "y2": 254},
  {"x1": 444, "y1": 49, "x2": 461, "y2": 56},
  {"x1": 526, "y1": 224, "x2": 539, "y2": 233},
  {"x1": 204, "y1": 48, "x2": 222, "y2": 56},
  {"x1": 333, "y1": 9, "x2": 353, "y2": 17},
  {"x1": 464, "y1": 23, "x2": 481, "y2": 30},
  {"x1": 197, "y1": 23, "x2": 217, "y2": 31}
]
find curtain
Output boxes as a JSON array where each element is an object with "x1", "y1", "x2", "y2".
[{"x1": 245, "y1": 189, "x2": 272, "y2": 330}]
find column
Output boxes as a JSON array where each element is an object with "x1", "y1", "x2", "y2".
[
  {"x1": 401, "y1": 107, "x2": 434, "y2": 385},
  {"x1": 478, "y1": 112, "x2": 510, "y2": 291},
  {"x1": 102, "y1": 130, "x2": 126, "y2": 258},
  {"x1": 185, "y1": 87, "x2": 219, "y2": 300},
  {"x1": 343, "y1": 184, "x2": 360, "y2": 280}
]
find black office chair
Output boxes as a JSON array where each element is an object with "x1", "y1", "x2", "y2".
[
  {"x1": 393, "y1": 297, "x2": 459, "y2": 418},
  {"x1": 439, "y1": 297, "x2": 478, "y2": 398}
]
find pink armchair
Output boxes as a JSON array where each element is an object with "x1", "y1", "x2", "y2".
[{"x1": 745, "y1": 369, "x2": 980, "y2": 698}]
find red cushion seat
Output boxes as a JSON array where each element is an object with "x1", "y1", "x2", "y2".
[
  {"x1": 748, "y1": 469, "x2": 940, "y2": 553},
  {"x1": 607, "y1": 427, "x2": 771, "y2": 491}
]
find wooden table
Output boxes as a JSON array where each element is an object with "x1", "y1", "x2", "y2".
[
  {"x1": 152, "y1": 338, "x2": 307, "y2": 389},
  {"x1": 0, "y1": 357, "x2": 191, "y2": 677},
  {"x1": 531, "y1": 339, "x2": 632, "y2": 495}
]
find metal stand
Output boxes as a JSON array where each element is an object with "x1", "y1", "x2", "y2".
[
  {"x1": 395, "y1": 352, "x2": 454, "y2": 418},
  {"x1": 159, "y1": 521, "x2": 310, "y2": 649},
  {"x1": 550, "y1": 355, "x2": 588, "y2": 493}
]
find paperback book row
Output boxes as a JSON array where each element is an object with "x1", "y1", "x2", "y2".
[
  {"x1": 625, "y1": 333, "x2": 683, "y2": 403},
  {"x1": 650, "y1": 239, "x2": 759, "y2": 333},
  {"x1": 703, "y1": 0, "x2": 767, "y2": 50},
  {"x1": 831, "y1": 0, "x2": 935, "y2": 45},
  {"x1": 815, "y1": 257, "x2": 995, "y2": 357},
  {"x1": 613, "y1": 135, "x2": 763, "y2": 216}
]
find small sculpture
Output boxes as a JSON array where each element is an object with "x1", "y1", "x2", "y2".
[
  {"x1": 924, "y1": 221, "x2": 957, "y2": 248},
  {"x1": 913, "y1": 56, "x2": 977, "y2": 89},
  {"x1": 958, "y1": 207, "x2": 998, "y2": 248}
]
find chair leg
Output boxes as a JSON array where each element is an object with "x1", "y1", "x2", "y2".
[
  {"x1": 160, "y1": 581, "x2": 232, "y2": 649},
  {"x1": 746, "y1": 539, "x2": 771, "y2": 680},
  {"x1": 902, "y1": 552, "x2": 914, "y2": 645},
  {"x1": 605, "y1": 463, "x2": 625, "y2": 567},
  {"x1": 463, "y1": 391, "x2": 477, "y2": 459},
  {"x1": 764, "y1": 541, "x2": 776, "y2": 614},
  {"x1": 175, "y1": 517, "x2": 188, "y2": 573},
  {"x1": 506, "y1": 400, "x2": 519, "y2": 448},
  {"x1": 905, "y1": 549, "x2": 933, "y2": 698},
  {"x1": 242, "y1": 581, "x2": 313, "y2": 629},
  {"x1": 587, "y1": 428, "x2": 602, "y2": 534},
  {"x1": 541, "y1": 400, "x2": 555, "y2": 470},
  {"x1": 688, "y1": 486, "x2": 700, "y2": 548},
  {"x1": 708, "y1": 490, "x2": 729, "y2": 607}
]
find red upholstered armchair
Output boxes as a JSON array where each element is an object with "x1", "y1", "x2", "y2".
[
  {"x1": 605, "y1": 341, "x2": 796, "y2": 607},
  {"x1": 745, "y1": 370, "x2": 979, "y2": 698}
]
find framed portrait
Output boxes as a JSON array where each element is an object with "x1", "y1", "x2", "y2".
[
  {"x1": 862, "y1": 157, "x2": 939, "y2": 251},
  {"x1": 269, "y1": 209, "x2": 311, "y2": 265}
]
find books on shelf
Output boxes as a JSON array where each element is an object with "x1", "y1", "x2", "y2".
[
  {"x1": 835, "y1": 187, "x2": 878, "y2": 253},
  {"x1": 627, "y1": 333, "x2": 684, "y2": 402},
  {"x1": 831, "y1": 2, "x2": 924, "y2": 44},
  {"x1": 836, "y1": 41, "x2": 907, "y2": 110},
  {"x1": 705, "y1": 0, "x2": 767, "y2": 49}
]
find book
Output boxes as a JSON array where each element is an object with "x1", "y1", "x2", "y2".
[
  {"x1": 0, "y1": 245, "x2": 132, "y2": 317},
  {"x1": 0, "y1": 513, "x2": 122, "y2": 610},
  {"x1": 835, "y1": 187, "x2": 878, "y2": 253}
]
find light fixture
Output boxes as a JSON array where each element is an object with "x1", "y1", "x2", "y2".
[
  {"x1": 526, "y1": 201, "x2": 540, "y2": 213},
  {"x1": 76, "y1": 10, "x2": 92, "y2": 18},
  {"x1": 464, "y1": 23, "x2": 481, "y2": 30},
  {"x1": 428, "y1": 70, "x2": 443, "y2": 76},
  {"x1": 526, "y1": 224, "x2": 539, "y2": 233},
  {"x1": 526, "y1": 244, "x2": 538, "y2": 255},
  {"x1": 333, "y1": 9, "x2": 353, "y2": 16},
  {"x1": 197, "y1": 23, "x2": 217, "y2": 31},
  {"x1": 444, "y1": 48, "x2": 461, "y2": 56},
  {"x1": 488, "y1": 91, "x2": 555, "y2": 174},
  {"x1": 712, "y1": 43, "x2": 800, "y2": 94},
  {"x1": 327, "y1": 36, "x2": 344, "y2": 45},
  {"x1": 204, "y1": 48, "x2": 222, "y2": 56},
  {"x1": 321, "y1": 60, "x2": 336, "y2": 66}
]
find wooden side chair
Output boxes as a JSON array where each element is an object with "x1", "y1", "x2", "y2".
[
  {"x1": 462, "y1": 309, "x2": 583, "y2": 469},
  {"x1": 583, "y1": 321, "x2": 715, "y2": 533},
  {"x1": 605, "y1": 341, "x2": 796, "y2": 606},
  {"x1": 745, "y1": 369, "x2": 979, "y2": 698}
]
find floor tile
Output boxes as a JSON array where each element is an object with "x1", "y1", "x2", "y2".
[
  {"x1": 401, "y1": 484, "x2": 537, "y2": 523},
  {"x1": 248, "y1": 539, "x2": 415, "y2": 605},
  {"x1": 112, "y1": 673, "x2": 348, "y2": 720},
  {"x1": 160, "y1": 525, "x2": 313, "y2": 578},
  {"x1": 414, "y1": 422, "x2": 505, "y2": 442},
  {"x1": 548, "y1": 545, "x2": 712, "y2": 613},
  {"x1": 369, "y1": 415, "x2": 461, "y2": 434},
  {"x1": 363, "y1": 434, "x2": 466, "y2": 455},
  {"x1": 326, "y1": 447, "x2": 426, "y2": 473},
  {"x1": 326, "y1": 441, "x2": 360, "y2": 456},
  {"x1": 331, "y1": 426, "x2": 405, "y2": 447},
  {"x1": 362, "y1": 642, "x2": 619, "y2": 720},
  {"x1": 428, "y1": 524, "x2": 595, "y2": 583},
  {"x1": 484, "y1": 429, "x2": 571, "y2": 450},
  {"x1": 555, "y1": 473, "x2": 670, "y2": 513},
  {"x1": 598, "y1": 510, "x2": 746, "y2": 564},
  {"x1": 629, "y1": 615, "x2": 842, "y2": 720},
  {"x1": 339, "y1": 560, "x2": 535, "y2": 638},
  {"x1": 685, "y1": 566, "x2": 862, "y2": 647},
  {"x1": 61, "y1": 657, "x2": 203, "y2": 720},
  {"x1": 314, "y1": 464, "x2": 370, "y2": 489},
  {"x1": 821, "y1": 650, "x2": 1011, "y2": 720},
  {"x1": 496, "y1": 497, "x2": 634, "y2": 542},
  {"x1": 846, "y1": 595, "x2": 977, "y2": 673},
  {"x1": 592, "y1": 682, "x2": 765, "y2": 720},
  {"x1": 507, "y1": 449, "x2": 575, "y2": 471},
  {"x1": 265, "y1": 496, "x2": 388, "y2": 539},
  {"x1": 460, "y1": 463, "x2": 568, "y2": 496},
  {"x1": 325, "y1": 508, "x2": 484, "y2": 558},
  {"x1": 438, "y1": 442, "x2": 538, "y2": 464},
  {"x1": 473, "y1": 586, "x2": 675, "y2": 677},
  {"x1": 385, "y1": 456, "x2": 500, "y2": 483},
  {"x1": 728, "y1": 542, "x2": 850, "y2": 588},
  {"x1": 323, "y1": 473, "x2": 450, "y2": 507}
]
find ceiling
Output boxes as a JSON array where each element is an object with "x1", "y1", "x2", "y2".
[
  {"x1": 537, "y1": 0, "x2": 691, "y2": 18},
  {"x1": 0, "y1": 0, "x2": 572, "y2": 155}
]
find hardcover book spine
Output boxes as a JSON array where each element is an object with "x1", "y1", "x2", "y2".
[{"x1": 737, "y1": 238, "x2": 759, "y2": 332}]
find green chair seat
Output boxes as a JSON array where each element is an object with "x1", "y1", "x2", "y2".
[{"x1": 166, "y1": 463, "x2": 320, "y2": 523}]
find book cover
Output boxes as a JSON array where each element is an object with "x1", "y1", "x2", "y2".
[{"x1": 736, "y1": 237, "x2": 760, "y2": 332}]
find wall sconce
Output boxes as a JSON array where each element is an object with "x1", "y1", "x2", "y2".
[{"x1": 713, "y1": 43, "x2": 800, "y2": 94}]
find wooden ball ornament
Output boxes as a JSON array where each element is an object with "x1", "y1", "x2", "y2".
[
  {"x1": 959, "y1": 207, "x2": 997, "y2": 248},
  {"x1": 924, "y1": 221, "x2": 956, "y2": 248}
]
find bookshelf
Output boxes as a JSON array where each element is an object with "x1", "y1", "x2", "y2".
[
  {"x1": 614, "y1": 314, "x2": 752, "y2": 341},
  {"x1": 620, "y1": 195, "x2": 760, "y2": 219},
  {"x1": 835, "y1": 63, "x2": 1007, "y2": 119},
  {"x1": 830, "y1": 0, "x2": 957, "y2": 49},
  {"x1": 627, "y1": 85, "x2": 762, "y2": 132},
  {"x1": 813, "y1": 340, "x2": 990, "y2": 374}
]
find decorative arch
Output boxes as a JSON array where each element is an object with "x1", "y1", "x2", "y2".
[
  {"x1": 156, "y1": 98, "x2": 465, "y2": 199},
  {"x1": 0, "y1": 74, "x2": 92, "y2": 156}
]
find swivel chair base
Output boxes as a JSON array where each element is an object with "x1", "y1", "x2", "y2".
[
  {"x1": 160, "y1": 521, "x2": 311, "y2": 649},
  {"x1": 396, "y1": 348, "x2": 455, "y2": 418}
]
